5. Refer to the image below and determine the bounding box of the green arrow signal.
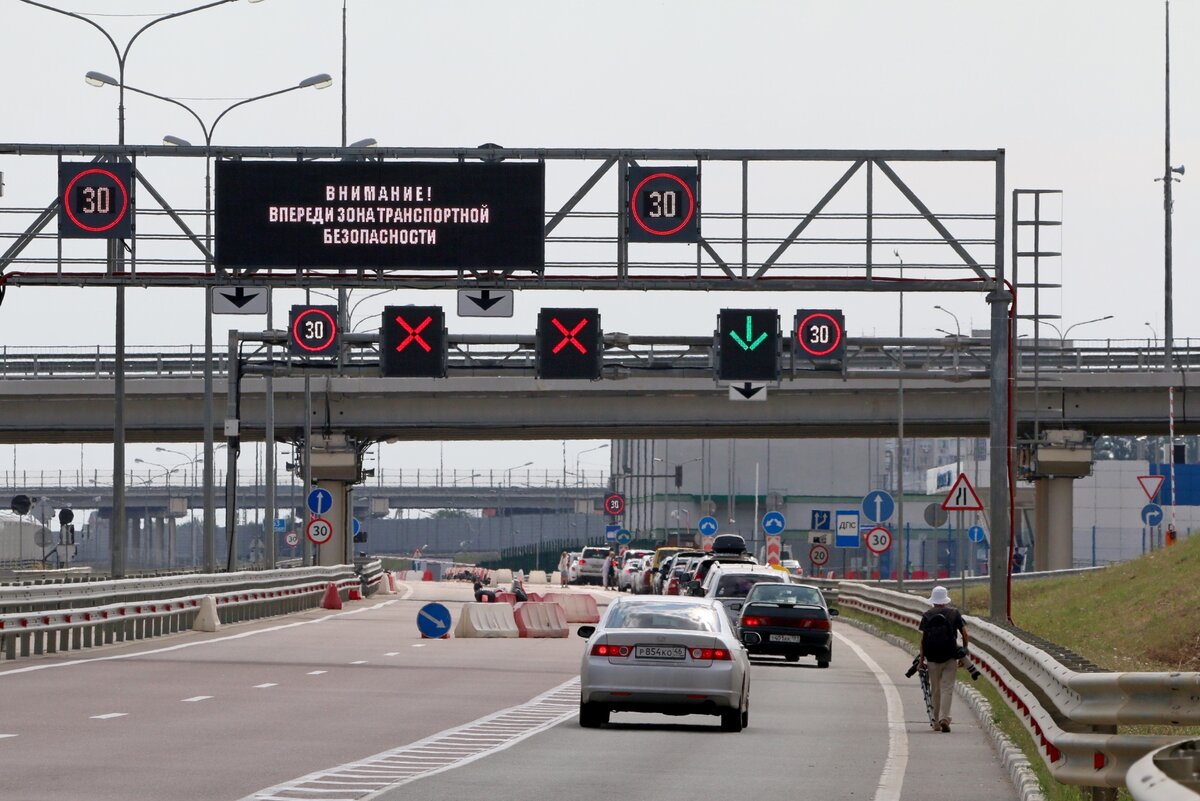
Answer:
[729,315,769,351]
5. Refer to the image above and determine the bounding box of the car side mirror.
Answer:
[577,625,595,638]
[829,608,839,616]
[729,602,742,612]
[685,580,701,594]
[741,631,762,646]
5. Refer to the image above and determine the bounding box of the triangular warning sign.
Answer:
[1137,475,1164,502]
[942,472,984,511]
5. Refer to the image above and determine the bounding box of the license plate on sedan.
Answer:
[770,634,802,643]
[634,645,686,659]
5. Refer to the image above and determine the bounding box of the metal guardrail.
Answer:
[0,561,384,663]
[837,582,1199,791]
[1129,739,1200,800]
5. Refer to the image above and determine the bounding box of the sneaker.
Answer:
[939,719,951,732]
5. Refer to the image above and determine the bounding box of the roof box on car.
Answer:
[711,534,747,554]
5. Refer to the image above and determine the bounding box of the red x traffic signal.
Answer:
[381,306,447,377]
[536,308,602,379]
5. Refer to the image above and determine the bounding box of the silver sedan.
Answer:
[577,595,752,732]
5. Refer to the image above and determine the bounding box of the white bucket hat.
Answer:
[929,586,951,605]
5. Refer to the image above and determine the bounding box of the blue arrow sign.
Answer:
[861,490,895,524]
[698,516,719,535]
[616,529,633,545]
[605,524,620,542]
[416,602,452,639]
[1142,503,1164,527]
[307,488,333,516]
[761,511,786,535]
[968,525,986,543]
[352,518,361,537]
[811,510,831,530]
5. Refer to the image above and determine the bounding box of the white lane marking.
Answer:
[383,652,400,656]
[411,644,426,648]
[240,677,580,801]
[307,670,327,676]
[0,596,407,678]
[254,683,278,689]
[350,660,368,665]
[834,631,909,801]
[0,734,18,739]
[181,695,213,703]
[90,713,127,720]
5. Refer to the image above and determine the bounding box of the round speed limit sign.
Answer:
[809,543,830,567]
[865,526,893,555]
[306,517,333,546]
[285,531,300,547]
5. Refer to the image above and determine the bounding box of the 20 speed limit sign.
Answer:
[865,526,893,555]
[306,517,334,546]
[809,543,830,566]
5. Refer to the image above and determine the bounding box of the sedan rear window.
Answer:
[747,584,824,606]
[607,603,720,632]
[714,573,784,598]
[581,548,610,559]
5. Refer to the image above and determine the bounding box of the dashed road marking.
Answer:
[181,696,213,703]
[241,677,579,801]
[254,683,278,689]
[350,660,368,665]
[384,652,400,656]
[307,670,327,676]
[90,713,127,720]
[0,734,17,739]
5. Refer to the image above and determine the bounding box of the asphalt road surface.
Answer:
[0,581,1017,801]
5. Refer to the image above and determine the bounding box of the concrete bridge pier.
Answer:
[1023,430,1094,572]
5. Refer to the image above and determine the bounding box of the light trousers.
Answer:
[927,659,958,723]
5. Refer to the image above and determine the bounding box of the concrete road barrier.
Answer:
[513,602,569,638]
[540,592,600,624]
[453,602,519,638]
[527,570,548,585]
[490,569,514,588]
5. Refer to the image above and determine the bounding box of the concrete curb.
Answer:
[841,617,1047,801]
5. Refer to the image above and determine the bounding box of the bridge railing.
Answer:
[836,582,1199,791]
[0,561,383,663]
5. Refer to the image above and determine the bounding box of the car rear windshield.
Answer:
[714,573,785,598]
[607,603,720,632]
[747,584,824,606]
[581,548,610,559]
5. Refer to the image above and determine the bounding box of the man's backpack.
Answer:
[923,610,957,662]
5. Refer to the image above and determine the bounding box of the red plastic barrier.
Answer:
[912,570,930,579]
[513,602,569,638]
[540,592,600,623]
[936,569,949,579]
[422,570,434,581]
[493,591,518,606]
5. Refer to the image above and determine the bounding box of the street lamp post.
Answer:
[89,70,332,572]
[21,0,245,579]
[574,444,610,486]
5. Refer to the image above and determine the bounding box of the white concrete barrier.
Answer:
[528,570,548,585]
[490,569,514,588]
[550,571,562,586]
[453,602,520,638]
[514,602,569,638]
[540,592,601,624]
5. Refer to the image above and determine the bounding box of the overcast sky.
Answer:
[2,0,1197,479]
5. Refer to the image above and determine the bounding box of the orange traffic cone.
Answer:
[348,587,363,601]
[320,582,343,610]
[422,570,433,581]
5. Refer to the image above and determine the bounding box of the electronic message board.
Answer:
[215,161,544,271]
[58,163,133,239]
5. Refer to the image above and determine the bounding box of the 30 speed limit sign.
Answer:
[306,517,333,546]
[285,531,300,547]
[865,526,893,555]
[809,543,830,567]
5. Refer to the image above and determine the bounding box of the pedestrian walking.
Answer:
[918,585,970,733]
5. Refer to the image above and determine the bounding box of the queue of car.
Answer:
[574,533,838,731]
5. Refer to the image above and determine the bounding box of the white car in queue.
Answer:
[577,595,752,732]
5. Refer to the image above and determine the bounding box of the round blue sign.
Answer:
[616,529,633,545]
[761,510,786,534]
[307,487,333,516]
[416,602,452,639]
[968,525,986,543]
[1141,503,1164,527]
[698,515,719,535]
[861,490,895,523]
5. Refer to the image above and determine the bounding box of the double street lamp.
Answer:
[85,70,331,573]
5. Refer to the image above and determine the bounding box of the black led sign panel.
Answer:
[215,161,545,271]
[717,308,781,382]
[536,308,602,380]
[381,305,447,378]
[58,162,133,239]
[627,166,699,243]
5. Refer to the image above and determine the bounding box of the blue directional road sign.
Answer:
[1142,503,1164,527]
[352,518,361,536]
[861,490,895,524]
[307,488,333,516]
[761,511,786,535]
[274,518,287,533]
[968,525,986,543]
[416,602,452,639]
[834,510,861,548]
[616,529,633,545]
[811,510,831,530]
[605,524,620,542]
[698,516,719,536]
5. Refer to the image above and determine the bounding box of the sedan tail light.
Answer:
[741,616,761,627]
[689,647,732,661]
[590,643,631,658]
